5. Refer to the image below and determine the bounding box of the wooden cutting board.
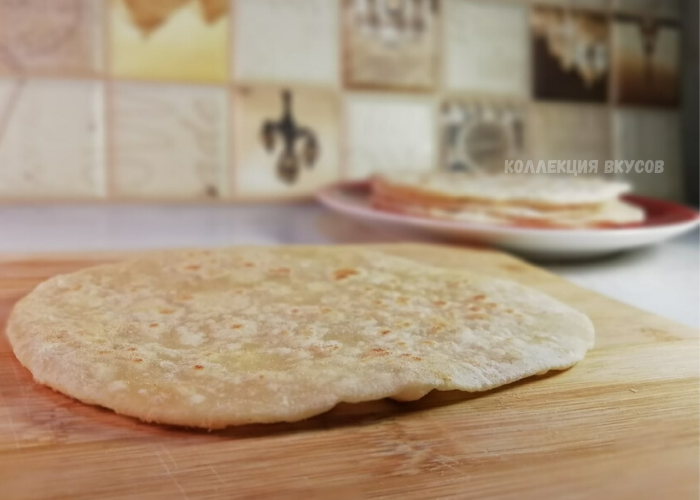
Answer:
[0,245,697,500]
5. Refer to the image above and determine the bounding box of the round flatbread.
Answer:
[373,193,645,228]
[374,172,632,208]
[7,247,594,428]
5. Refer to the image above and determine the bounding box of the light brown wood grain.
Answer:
[0,244,697,500]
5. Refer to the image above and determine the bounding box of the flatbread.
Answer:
[373,172,632,209]
[373,193,645,228]
[7,247,594,429]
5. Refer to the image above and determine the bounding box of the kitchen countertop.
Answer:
[1,203,698,328]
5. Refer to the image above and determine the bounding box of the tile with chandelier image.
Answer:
[111,82,228,199]
[439,98,528,174]
[0,79,104,198]
[531,5,610,102]
[342,0,440,91]
[110,0,228,82]
[443,1,528,96]
[0,0,102,77]
[346,95,435,179]
[234,0,339,85]
[232,86,340,198]
[614,109,681,200]
[531,103,610,163]
[612,10,679,107]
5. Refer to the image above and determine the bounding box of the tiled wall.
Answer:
[0,0,683,202]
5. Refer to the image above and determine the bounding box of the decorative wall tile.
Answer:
[0,0,686,204]
[614,109,681,200]
[233,86,340,197]
[0,0,102,77]
[613,0,679,19]
[533,0,610,10]
[444,1,528,96]
[440,98,527,173]
[112,82,228,199]
[342,0,439,91]
[531,103,610,162]
[234,0,338,85]
[346,95,434,179]
[110,0,228,82]
[0,79,104,198]
[531,6,610,102]
[612,14,679,106]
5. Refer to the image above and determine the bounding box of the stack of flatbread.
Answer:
[371,172,645,229]
[7,247,594,429]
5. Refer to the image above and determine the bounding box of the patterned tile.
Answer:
[534,0,610,11]
[342,0,439,91]
[531,6,610,102]
[110,0,228,82]
[444,1,528,95]
[0,0,102,76]
[613,0,679,19]
[612,14,679,106]
[531,103,610,162]
[234,0,338,85]
[614,109,682,200]
[346,95,435,179]
[111,82,228,199]
[233,86,340,197]
[0,79,104,198]
[440,98,528,174]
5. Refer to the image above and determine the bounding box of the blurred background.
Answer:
[0,0,696,204]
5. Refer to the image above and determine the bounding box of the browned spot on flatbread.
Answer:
[399,353,421,361]
[500,263,528,273]
[193,365,204,370]
[269,267,290,276]
[159,308,174,314]
[333,268,359,280]
[366,348,389,357]
[184,264,201,271]
[429,319,448,333]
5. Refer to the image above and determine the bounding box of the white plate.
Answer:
[317,181,700,260]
